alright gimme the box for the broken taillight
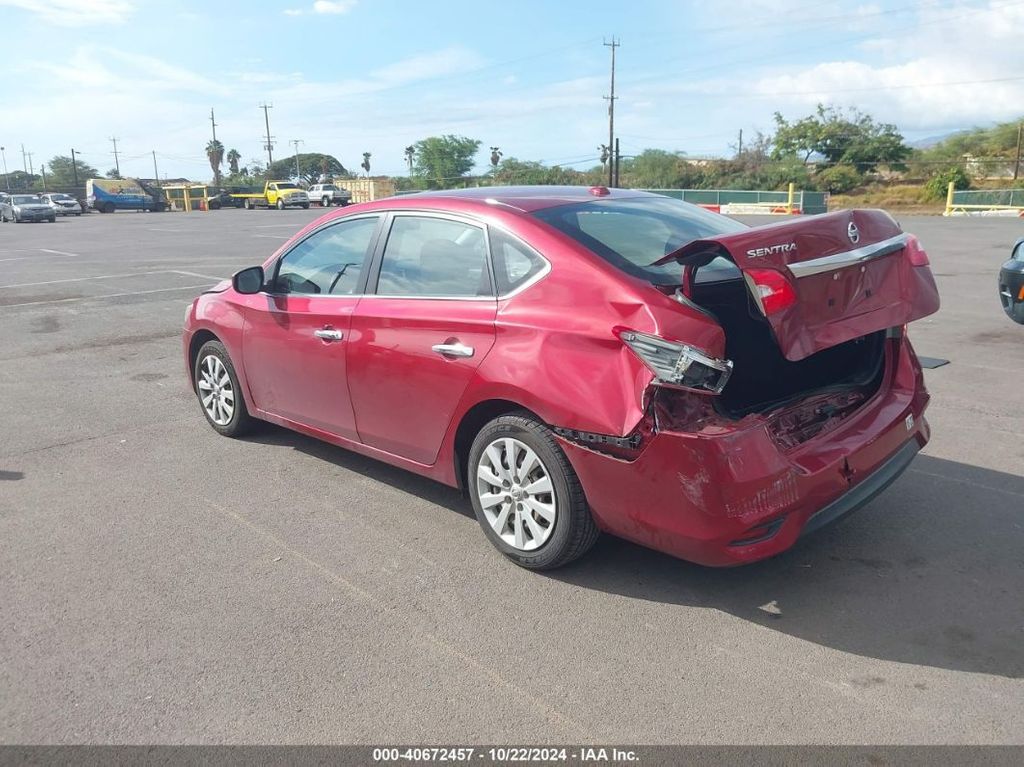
[617,329,733,395]
[744,268,797,315]
[903,235,930,267]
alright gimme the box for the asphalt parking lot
[1,208,1022,745]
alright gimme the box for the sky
[1,0,1022,181]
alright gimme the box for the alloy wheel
[476,437,557,551]
[197,354,235,426]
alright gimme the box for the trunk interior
[690,277,886,418]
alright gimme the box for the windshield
[51,194,73,201]
[321,185,337,191]
[533,196,746,286]
[276,182,298,190]
[12,195,42,204]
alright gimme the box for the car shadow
[243,425,472,518]
[0,470,25,481]
[545,454,1024,679]
[239,428,1023,679]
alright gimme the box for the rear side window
[274,216,379,295]
[533,197,745,286]
[489,228,546,294]
[376,216,491,297]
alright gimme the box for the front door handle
[314,328,344,342]
[431,342,474,358]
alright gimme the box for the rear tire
[193,340,255,438]
[468,413,599,570]
[322,196,331,207]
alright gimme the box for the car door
[346,213,498,465]
[240,215,382,439]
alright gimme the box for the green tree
[266,153,348,184]
[923,165,971,201]
[206,139,225,186]
[772,104,911,172]
[106,168,122,179]
[816,163,863,194]
[489,158,585,186]
[618,149,710,189]
[45,155,99,187]
[412,135,481,188]
[226,148,241,175]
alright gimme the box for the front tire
[322,196,331,207]
[276,199,285,210]
[193,340,254,438]
[468,413,599,569]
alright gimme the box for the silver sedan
[41,192,83,216]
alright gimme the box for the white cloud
[747,1,1024,131]
[283,1,355,17]
[0,0,135,26]
[313,0,356,13]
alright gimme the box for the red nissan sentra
[183,187,939,569]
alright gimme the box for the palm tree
[226,148,241,176]
[206,140,225,186]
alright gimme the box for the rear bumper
[560,337,930,566]
[999,264,1024,323]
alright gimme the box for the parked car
[999,237,1024,324]
[207,190,242,210]
[308,183,352,207]
[41,192,83,216]
[183,187,940,570]
[1,193,57,223]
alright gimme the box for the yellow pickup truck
[233,181,310,210]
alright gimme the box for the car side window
[375,216,491,297]
[489,228,546,295]
[274,216,379,295]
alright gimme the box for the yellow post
[945,181,955,216]
[787,182,795,214]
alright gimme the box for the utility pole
[737,129,743,157]
[290,139,303,181]
[259,103,275,168]
[614,138,620,188]
[26,151,34,178]
[70,148,80,189]
[21,144,28,174]
[0,146,9,191]
[110,137,121,177]
[603,37,619,187]
[1014,123,1022,181]
[152,151,160,187]
[40,164,47,191]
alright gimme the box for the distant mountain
[908,131,968,149]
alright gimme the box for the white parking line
[0,270,175,289]
[39,249,79,257]
[173,270,226,281]
[1,284,213,308]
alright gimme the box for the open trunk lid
[656,209,940,361]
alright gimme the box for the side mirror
[232,266,264,295]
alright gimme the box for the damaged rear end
[537,199,940,565]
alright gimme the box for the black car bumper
[999,260,1024,324]
[800,440,920,538]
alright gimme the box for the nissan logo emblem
[847,222,860,244]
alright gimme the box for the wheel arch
[187,329,221,391]
[452,398,542,495]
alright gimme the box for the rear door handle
[314,328,344,342]
[431,342,474,358]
